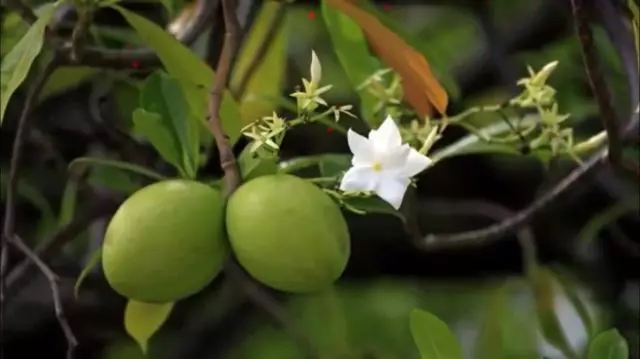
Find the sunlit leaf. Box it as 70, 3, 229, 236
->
124, 300, 174, 355
587, 329, 629, 359
321, 2, 378, 125
108, 4, 241, 143
325, 0, 449, 119
74, 248, 102, 298
231, 2, 287, 125
409, 308, 462, 359
0, 2, 57, 124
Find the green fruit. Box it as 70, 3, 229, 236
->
226, 174, 350, 293
102, 179, 227, 303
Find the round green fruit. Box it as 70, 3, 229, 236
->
102, 179, 227, 303
226, 174, 351, 293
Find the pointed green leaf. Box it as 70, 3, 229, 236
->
1, 2, 57, 124
108, 4, 241, 143
39, 67, 100, 102
238, 144, 278, 181
140, 71, 200, 178
124, 300, 174, 355
131, 108, 186, 176
69, 156, 167, 181
321, 2, 378, 125
409, 308, 463, 359
530, 266, 580, 359
588, 329, 629, 359
343, 195, 406, 224
74, 248, 102, 298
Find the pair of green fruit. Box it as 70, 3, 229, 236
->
101, 174, 351, 303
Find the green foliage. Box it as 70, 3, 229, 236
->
321, 2, 379, 125
237, 144, 278, 181
106, 4, 242, 143
409, 308, 463, 359
74, 248, 102, 297
124, 300, 174, 355
138, 71, 201, 178
69, 157, 167, 181
588, 329, 629, 359
0, 1, 56, 124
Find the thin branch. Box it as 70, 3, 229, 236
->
419, 199, 538, 272
9, 235, 77, 359
4, 0, 219, 69
208, 0, 242, 197
569, 0, 624, 166
207, 1, 316, 357
419, 148, 608, 249
5, 197, 120, 295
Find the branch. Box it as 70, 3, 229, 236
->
4, 0, 219, 69
0, 56, 62, 354
207, 0, 242, 197
5, 197, 120, 295
9, 235, 77, 359
206, 2, 316, 356
569, 0, 624, 166
418, 149, 608, 249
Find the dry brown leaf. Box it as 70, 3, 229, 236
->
326, 0, 449, 118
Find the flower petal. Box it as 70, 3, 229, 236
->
368, 115, 402, 151
347, 129, 374, 165
402, 148, 432, 178
375, 177, 410, 210
340, 166, 378, 192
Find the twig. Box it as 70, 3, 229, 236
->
4, 0, 218, 69
419, 199, 538, 272
9, 235, 77, 359
569, 0, 624, 166
206, 1, 316, 357
207, 0, 242, 196
5, 197, 120, 295
0, 56, 60, 357
230, 2, 286, 98
419, 148, 608, 248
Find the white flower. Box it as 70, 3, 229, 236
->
339, 116, 433, 210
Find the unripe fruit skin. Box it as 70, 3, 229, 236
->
226, 174, 350, 293
102, 179, 227, 303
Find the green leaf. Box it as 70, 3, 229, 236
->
140, 71, 200, 178
231, 2, 288, 125
475, 283, 539, 359
124, 300, 174, 355
552, 268, 597, 341
238, 144, 278, 181
69, 156, 167, 181
321, 2, 378, 125
430, 115, 540, 161
39, 67, 100, 102
588, 329, 629, 359
530, 266, 580, 359
59, 176, 81, 228
409, 308, 463, 359
87, 162, 143, 195
1, 2, 57, 124
318, 154, 351, 177
108, 4, 241, 143
132, 108, 186, 176
74, 248, 102, 298
343, 195, 406, 224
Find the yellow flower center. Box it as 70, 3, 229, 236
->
372, 162, 382, 172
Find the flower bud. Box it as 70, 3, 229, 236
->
310, 50, 322, 85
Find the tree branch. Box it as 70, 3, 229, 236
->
569, 0, 624, 166
418, 149, 608, 249
9, 235, 77, 359
0, 56, 62, 355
